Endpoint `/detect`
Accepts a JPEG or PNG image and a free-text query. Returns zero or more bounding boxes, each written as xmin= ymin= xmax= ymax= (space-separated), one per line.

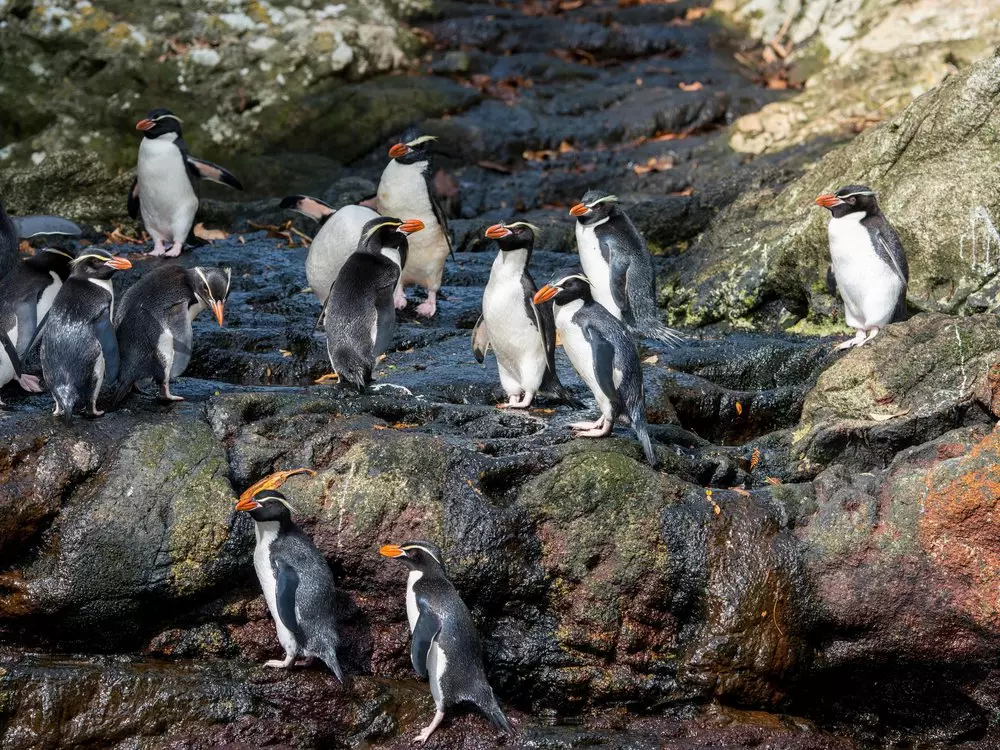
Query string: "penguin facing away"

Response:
xmin=534 ymin=275 xmax=658 ymax=467
xmin=816 ymin=185 xmax=908 ymax=350
xmin=379 ymin=541 xmax=511 ymax=744
xmin=130 ymin=108 xmax=243 ymax=257
xmin=0 ymin=198 xmax=82 ymax=280
xmin=473 ymin=221 xmax=572 ymax=408
xmin=235 ymin=490 xmax=345 ymax=683
xmin=113 ymin=264 xmax=231 ymax=403
xmin=376 ymin=131 xmax=452 ymax=317
xmin=40 ymin=250 xmax=132 ymax=418
xmin=570 ymin=190 xmax=684 ymax=347
xmin=0 ymin=246 xmax=75 ymax=357
xmin=279 ymin=195 xmax=378 ymax=305
xmin=324 ymin=217 xmax=422 ymax=392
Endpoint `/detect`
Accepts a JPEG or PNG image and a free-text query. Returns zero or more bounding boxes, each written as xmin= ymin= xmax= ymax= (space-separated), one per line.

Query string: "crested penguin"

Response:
xmin=113 ymin=264 xmax=231 ymax=403
xmin=379 ymin=541 xmax=511 ymax=744
xmin=324 ymin=217 xmax=422 ymax=392
xmin=279 ymin=194 xmax=378 ymax=304
xmin=816 ymin=185 xmax=908 ymax=350
xmin=130 ymin=108 xmax=243 ymax=257
xmin=534 ymin=274 xmax=658 ymax=467
xmin=40 ymin=249 xmax=132 ymax=418
xmin=0 ymin=246 xmax=75 ymax=357
xmin=570 ymin=190 xmax=683 ymax=346
xmin=473 ymin=221 xmax=571 ymax=408
xmin=235 ymin=489 xmax=345 ymax=682
xmin=0 ymin=198 xmax=82 ymax=280
xmin=376 ymin=131 xmax=452 ymax=317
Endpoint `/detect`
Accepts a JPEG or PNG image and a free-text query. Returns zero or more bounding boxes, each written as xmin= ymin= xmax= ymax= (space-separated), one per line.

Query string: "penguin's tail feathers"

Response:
xmin=53 ymin=384 xmax=77 ymax=423
xmin=110 ymin=373 xmax=136 ymax=407
xmin=330 ymin=347 xmax=371 ymax=394
xmin=313 ymin=637 xmax=347 ymax=686
xmin=634 ymin=318 xmax=686 ymax=348
xmin=481 ymin=691 xmax=512 ymax=733
xmin=540 ymin=370 xmax=584 ymax=408
xmin=627 ymin=399 xmax=658 ymax=468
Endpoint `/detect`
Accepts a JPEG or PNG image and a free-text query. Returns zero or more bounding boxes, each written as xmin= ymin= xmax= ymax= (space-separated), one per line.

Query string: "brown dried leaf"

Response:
xmin=678 ymin=81 xmax=703 ymax=92
xmin=735 ymin=401 xmax=743 ymax=415
xmin=477 ymin=160 xmax=512 ymax=174
xmin=671 ymin=186 xmax=695 ymax=196
xmin=632 ymin=156 xmax=674 ymax=175
xmin=642 ymin=354 xmax=659 ymax=365
xmin=868 ymin=408 xmax=910 ymax=422
xmin=193 ymin=222 xmax=229 ymax=241
xmin=749 ymin=447 xmax=761 ymax=472
xmin=764 ymin=476 xmax=783 ymax=485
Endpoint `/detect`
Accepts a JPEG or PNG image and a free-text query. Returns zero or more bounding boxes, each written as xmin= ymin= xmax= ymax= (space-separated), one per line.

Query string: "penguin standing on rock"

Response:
xmin=40 ymin=250 xmax=132 ymax=418
xmin=376 ymin=131 xmax=452 ymax=316
xmin=113 ymin=264 xmax=231 ymax=403
xmin=324 ymin=217 xmax=422 ymax=391
xmin=130 ymin=108 xmax=243 ymax=257
xmin=473 ymin=221 xmax=571 ymax=408
xmin=235 ymin=490 xmax=345 ymax=683
xmin=816 ymin=185 xmax=908 ymax=350
xmin=534 ymin=274 xmax=658 ymax=467
xmin=0 ymin=246 xmax=75 ymax=357
xmin=570 ymin=190 xmax=684 ymax=346
xmin=279 ymin=195 xmax=378 ymax=305
xmin=0 ymin=198 xmax=82 ymax=279
xmin=379 ymin=541 xmax=511 ymax=744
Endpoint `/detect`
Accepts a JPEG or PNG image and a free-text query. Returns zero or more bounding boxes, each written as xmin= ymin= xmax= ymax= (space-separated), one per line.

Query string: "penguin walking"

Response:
xmin=324 ymin=217 xmax=423 ymax=391
xmin=815 ymin=185 xmax=908 ymax=350
xmin=129 ymin=108 xmax=243 ymax=257
xmin=113 ymin=264 xmax=231 ymax=403
xmin=533 ymin=275 xmax=658 ymax=467
xmin=473 ymin=221 xmax=571 ymax=408
xmin=40 ymin=250 xmax=132 ymax=418
xmin=235 ymin=489 xmax=345 ymax=683
xmin=379 ymin=541 xmax=511 ymax=744
xmin=0 ymin=198 xmax=81 ymax=279
xmin=569 ymin=190 xmax=683 ymax=346
xmin=376 ymin=132 xmax=451 ymax=317
xmin=280 ymin=195 xmax=378 ymax=305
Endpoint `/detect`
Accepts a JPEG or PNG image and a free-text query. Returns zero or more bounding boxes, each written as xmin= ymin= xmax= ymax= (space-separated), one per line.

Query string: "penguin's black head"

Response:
xmin=25 ymin=247 xmax=75 ymax=278
xmin=485 ymin=221 xmax=537 ymax=253
xmin=70 ymin=249 xmax=132 ymax=280
xmin=379 ymin=540 xmax=446 ymax=573
xmin=359 ymin=217 xmax=424 ymax=267
xmin=533 ymin=274 xmax=593 ymax=306
xmin=186 ymin=266 xmax=231 ymax=327
xmin=815 ymin=185 xmax=880 ymax=219
xmin=136 ymin=108 xmax=184 ymax=139
xmin=388 ymin=133 xmax=437 ymax=166
xmin=235 ymin=489 xmax=295 ymax=524
xmin=570 ymin=190 xmax=619 ymax=226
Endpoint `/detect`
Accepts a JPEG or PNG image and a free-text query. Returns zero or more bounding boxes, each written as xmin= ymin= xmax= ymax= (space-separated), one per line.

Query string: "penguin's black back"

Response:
xmin=0 ymin=202 xmax=19 ymax=281
xmin=0 ymin=263 xmax=53 ymax=337
xmin=861 ymin=211 xmax=909 ymax=321
xmin=597 ymin=207 xmax=656 ymax=320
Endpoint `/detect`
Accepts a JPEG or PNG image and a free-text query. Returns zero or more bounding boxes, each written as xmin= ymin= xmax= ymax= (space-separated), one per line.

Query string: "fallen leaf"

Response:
xmin=670 ymin=186 xmax=695 ymax=197
xmin=558 ymin=140 xmax=575 ymax=153
xmin=477 ymin=160 xmax=512 ymax=173
xmin=193 ymin=223 xmax=229 ymax=241
xmin=764 ymin=477 xmax=783 ymax=485
xmin=730 ymin=487 xmax=751 ymax=497
xmin=868 ymin=408 xmax=910 ymax=422
xmin=105 ymin=226 xmax=145 ymax=245
xmin=533 ymin=408 xmax=556 ymax=414
xmin=642 ymin=354 xmax=659 ymax=365
xmin=761 ymin=610 xmax=768 ymax=618
xmin=685 ymin=6 xmax=708 ymax=20
xmin=714 ymin=505 xmax=721 ymax=515
xmin=559 ymin=0 xmax=583 ymax=9
xmin=749 ymin=447 xmax=761 ymax=472
xmin=278 ymin=349 xmax=292 ymax=358
xmin=314 ymin=373 xmax=340 ymax=384
xmin=238 ymin=467 xmax=315 ymax=505
xmin=632 ymin=156 xmax=674 ymax=175
xmin=678 ymin=81 xmax=703 ymax=92
xmin=735 ymin=401 xmax=743 ymax=415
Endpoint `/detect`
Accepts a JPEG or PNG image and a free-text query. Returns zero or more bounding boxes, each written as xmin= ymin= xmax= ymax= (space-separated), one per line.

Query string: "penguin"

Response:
xmin=279 ymin=194 xmax=378 ymax=304
xmin=130 ymin=108 xmax=243 ymax=257
xmin=376 ymin=131 xmax=452 ymax=317
xmin=569 ymin=190 xmax=684 ymax=346
xmin=235 ymin=489 xmax=345 ymax=683
xmin=379 ymin=540 xmax=511 ymax=744
xmin=40 ymin=249 xmax=132 ymax=418
xmin=533 ymin=275 xmax=658 ymax=467
xmin=0 ymin=329 xmax=42 ymax=405
xmin=0 ymin=246 xmax=75 ymax=357
xmin=0 ymin=198 xmax=82 ymax=279
xmin=113 ymin=264 xmax=231 ymax=403
xmin=324 ymin=217 xmax=423 ymax=392
xmin=473 ymin=221 xmax=572 ymax=408
xmin=815 ymin=185 xmax=908 ymax=350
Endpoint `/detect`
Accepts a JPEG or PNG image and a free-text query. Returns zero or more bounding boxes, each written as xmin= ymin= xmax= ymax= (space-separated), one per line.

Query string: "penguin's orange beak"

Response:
xmin=105 ymin=256 xmax=132 ymax=270
xmin=235 ymin=497 xmax=260 ymax=512
xmin=389 ymin=143 xmax=410 ymax=159
xmin=398 ymin=219 xmax=425 ymax=235
xmin=379 ymin=544 xmax=405 ymax=558
xmin=485 ymin=224 xmax=512 ymax=240
xmin=136 ymin=119 xmax=155 ymax=131
xmin=211 ymin=300 xmax=225 ymax=327
xmin=815 ymin=193 xmax=843 ymax=208
xmin=569 ymin=203 xmax=591 ymax=217
xmin=533 ymin=285 xmax=559 ymax=304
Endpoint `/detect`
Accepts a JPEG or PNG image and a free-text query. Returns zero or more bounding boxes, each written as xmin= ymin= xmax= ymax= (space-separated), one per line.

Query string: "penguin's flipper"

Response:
xmin=127 ymin=177 xmax=141 ymax=220
xmin=186 ymin=157 xmax=244 ymax=191
xmin=872 ymin=226 xmax=909 ymax=285
xmin=825 ymin=265 xmax=838 ymax=296
xmin=0 ymin=330 xmax=24 ymax=379
xmin=280 ymin=195 xmax=335 ymax=221
xmin=93 ymin=310 xmax=120 ymax=384
xmin=274 ymin=560 xmax=304 ymax=640
xmin=582 ymin=322 xmax=618 ymax=408
xmin=13 ymin=299 xmax=38 ymax=358
xmin=471 ymin=315 xmax=490 ymax=364
xmin=13 ymin=215 xmax=83 ymax=239
xmin=609 ymin=253 xmax=632 ymax=320
xmin=411 ymin=609 xmax=442 ymax=679
xmin=429 ymin=192 xmax=455 ymax=262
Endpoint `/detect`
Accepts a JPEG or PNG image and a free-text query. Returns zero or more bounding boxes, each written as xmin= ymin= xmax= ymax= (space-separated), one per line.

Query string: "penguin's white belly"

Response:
xmin=138 ymin=138 xmax=198 ymax=241
xmin=427 ymin=638 xmax=447 ymax=708
xmin=576 ymin=221 xmax=621 ymax=319
xmin=483 ymin=275 xmax=546 ymax=395
xmin=36 ymin=274 xmax=62 ymax=331
xmin=556 ymin=301 xmax=614 ymax=418
xmin=306 ymin=206 xmax=377 ymax=303
xmin=0 ymin=347 xmax=14 ymax=388
xmin=406 ymin=570 xmax=422 ymax=632
xmin=157 ymin=329 xmax=175 ymax=376
xmin=828 ymin=215 xmax=903 ymax=329
xmin=253 ymin=523 xmax=299 ymax=654
xmin=377 ymin=161 xmax=448 ymax=290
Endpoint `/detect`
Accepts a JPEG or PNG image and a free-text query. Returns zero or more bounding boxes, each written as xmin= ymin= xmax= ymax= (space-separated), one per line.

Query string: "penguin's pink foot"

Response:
xmin=150 ymin=240 xmax=167 ymax=256
xmin=863 ymin=327 xmax=881 ymax=344
xmin=413 ymin=710 xmax=445 ymax=745
xmin=570 ymin=417 xmax=604 ymax=431
xmin=17 ymin=374 xmax=42 ymax=393
xmin=394 ymin=288 xmax=408 ymax=310
xmin=86 ymin=408 xmax=105 ymax=418
xmin=574 ymin=421 xmax=613 ymax=438
xmin=295 ymin=656 xmax=315 ymax=667
xmin=498 ymin=393 xmax=532 ymax=409
xmin=158 ymin=383 xmax=184 ymax=402
xmin=415 ymin=291 xmax=437 ymax=318
xmin=264 ymin=655 xmax=296 ymax=669
xmin=165 ymin=241 xmax=184 ymax=258
xmin=835 ymin=330 xmax=867 ymax=351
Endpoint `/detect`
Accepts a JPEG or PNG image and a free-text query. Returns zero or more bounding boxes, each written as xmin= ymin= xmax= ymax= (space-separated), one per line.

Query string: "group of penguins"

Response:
xmin=0 ymin=104 xmax=911 ymax=742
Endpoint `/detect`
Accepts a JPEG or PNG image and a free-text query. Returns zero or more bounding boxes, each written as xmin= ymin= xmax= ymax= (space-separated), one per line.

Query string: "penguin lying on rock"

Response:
xmin=40 ymin=249 xmax=132 ymax=419
xmin=534 ymin=274 xmax=658 ymax=467
xmin=570 ymin=190 xmax=684 ymax=347
xmin=376 ymin=131 xmax=452 ymax=317
xmin=473 ymin=221 xmax=573 ymax=408
xmin=236 ymin=490 xmax=345 ymax=683
xmin=0 ymin=198 xmax=82 ymax=280
xmin=113 ymin=264 xmax=231 ymax=403
xmin=130 ymin=108 xmax=243 ymax=257
xmin=816 ymin=185 xmax=908 ymax=350
xmin=379 ymin=540 xmax=511 ymax=744
xmin=280 ymin=195 xmax=378 ymax=306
